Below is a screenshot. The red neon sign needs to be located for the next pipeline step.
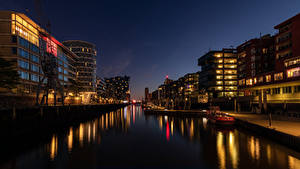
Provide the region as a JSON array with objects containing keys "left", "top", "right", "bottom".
[{"left": 42, "top": 36, "right": 57, "bottom": 57}]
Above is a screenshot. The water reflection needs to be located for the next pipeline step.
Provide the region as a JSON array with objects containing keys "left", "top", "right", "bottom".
[
  {"left": 2, "top": 105, "right": 300, "bottom": 169},
  {"left": 49, "top": 135, "right": 57, "bottom": 160},
  {"left": 148, "top": 113, "right": 300, "bottom": 169}
]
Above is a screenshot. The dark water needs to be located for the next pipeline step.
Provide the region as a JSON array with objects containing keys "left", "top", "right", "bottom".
[{"left": 1, "top": 105, "right": 300, "bottom": 169}]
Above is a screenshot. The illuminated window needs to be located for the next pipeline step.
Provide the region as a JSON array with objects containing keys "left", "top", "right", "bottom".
[
  {"left": 224, "top": 53, "right": 234, "bottom": 57},
  {"left": 224, "top": 65, "right": 236, "bottom": 69},
  {"left": 224, "top": 70, "right": 237, "bottom": 74},
  {"left": 216, "top": 81, "right": 223, "bottom": 85},
  {"left": 274, "top": 72, "right": 283, "bottom": 81},
  {"left": 285, "top": 57, "right": 300, "bottom": 67},
  {"left": 239, "top": 79, "right": 245, "bottom": 85},
  {"left": 224, "top": 59, "right": 237, "bottom": 64},
  {"left": 225, "top": 81, "right": 237, "bottom": 85},
  {"left": 217, "top": 65, "right": 223, "bottom": 68},
  {"left": 218, "top": 59, "right": 223, "bottom": 63},
  {"left": 254, "top": 78, "right": 257, "bottom": 84},
  {"left": 216, "top": 70, "right": 223, "bottom": 74},
  {"left": 224, "top": 75, "right": 236, "bottom": 80},
  {"left": 287, "top": 67, "right": 300, "bottom": 78},
  {"left": 258, "top": 76, "right": 263, "bottom": 83},
  {"left": 246, "top": 79, "right": 253, "bottom": 85},
  {"left": 265, "top": 75, "right": 271, "bottom": 82},
  {"left": 216, "top": 75, "right": 223, "bottom": 79},
  {"left": 11, "top": 14, "right": 39, "bottom": 46},
  {"left": 262, "top": 48, "right": 268, "bottom": 54},
  {"left": 214, "top": 53, "right": 222, "bottom": 57},
  {"left": 225, "top": 86, "right": 237, "bottom": 91},
  {"left": 216, "top": 86, "right": 223, "bottom": 90}
]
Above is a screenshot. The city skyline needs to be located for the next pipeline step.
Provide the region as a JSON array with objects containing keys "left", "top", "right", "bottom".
[{"left": 2, "top": 0, "right": 300, "bottom": 99}]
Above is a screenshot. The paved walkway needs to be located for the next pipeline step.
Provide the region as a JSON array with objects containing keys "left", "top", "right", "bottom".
[{"left": 224, "top": 111, "right": 300, "bottom": 137}]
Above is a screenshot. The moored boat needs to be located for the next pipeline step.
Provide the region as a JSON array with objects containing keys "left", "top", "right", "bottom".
[{"left": 208, "top": 113, "right": 235, "bottom": 125}]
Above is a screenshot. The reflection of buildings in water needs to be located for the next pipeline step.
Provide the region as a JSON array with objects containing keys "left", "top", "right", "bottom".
[
  {"left": 181, "top": 120, "right": 184, "bottom": 135},
  {"left": 133, "top": 105, "right": 136, "bottom": 124},
  {"left": 289, "top": 155, "right": 300, "bottom": 169},
  {"left": 215, "top": 130, "right": 240, "bottom": 169},
  {"left": 79, "top": 124, "right": 84, "bottom": 147},
  {"left": 154, "top": 115, "right": 200, "bottom": 142},
  {"left": 47, "top": 107, "right": 133, "bottom": 160},
  {"left": 228, "top": 131, "right": 238, "bottom": 169},
  {"left": 266, "top": 144, "right": 272, "bottom": 164},
  {"left": 217, "top": 132, "right": 226, "bottom": 169},
  {"left": 202, "top": 117, "right": 208, "bottom": 129},
  {"left": 166, "top": 121, "right": 170, "bottom": 141},
  {"left": 170, "top": 120, "right": 174, "bottom": 135},
  {"left": 49, "top": 135, "right": 58, "bottom": 160},
  {"left": 189, "top": 120, "right": 194, "bottom": 140},
  {"left": 248, "top": 136, "right": 260, "bottom": 161},
  {"left": 158, "top": 116, "right": 163, "bottom": 130},
  {"left": 68, "top": 127, "right": 73, "bottom": 152}
]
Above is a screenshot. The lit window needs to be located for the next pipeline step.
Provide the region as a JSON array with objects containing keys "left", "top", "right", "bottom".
[
  {"left": 224, "top": 75, "right": 236, "bottom": 79},
  {"left": 217, "top": 86, "right": 223, "bottom": 90},
  {"left": 287, "top": 67, "right": 300, "bottom": 78},
  {"left": 218, "top": 65, "right": 223, "bottom": 68},
  {"left": 216, "top": 76, "right": 223, "bottom": 79},
  {"left": 239, "top": 79, "right": 245, "bottom": 85},
  {"left": 214, "top": 53, "right": 222, "bottom": 57},
  {"left": 216, "top": 81, "right": 223, "bottom": 85},
  {"left": 224, "top": 70, "right": 237, "bottom": 74},
  {"left": 266, "top": 75, "right": 271, "bottom": 82},
  {"left": 258, "top": 76, "right": 263, "bottom": 83},
  {"left": 274, "top": 72, "right": 283, "bottom": 81},
  {"left": 216, "top": 70, "right": 223, "bottom": 74},
  {"left": 246, "top": 79, "right": 253, "bottom": 85}
]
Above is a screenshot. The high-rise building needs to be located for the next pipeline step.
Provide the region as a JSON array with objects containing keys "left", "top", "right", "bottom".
[
  {"left": 105, "top": 76, "right": 130, "bottom": 102},
  {"left": 96, "top": 77, "right": 106, "bottom": 103},
  {"left": 198, "top": 49, "right": 238, "bottom": 98},
  {"left": 145, "top": 87, "right": 149, "bottom": 102},
  {"left": 63, "top": 40, "right": 97, "bottom": 92},
  {"left": 0, "top": 11, "right": 77, "bottom": 104}
]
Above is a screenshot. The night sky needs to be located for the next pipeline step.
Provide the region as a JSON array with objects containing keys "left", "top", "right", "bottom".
[{"left": 2, "top": 0, "right": 300, "bottom": 99}]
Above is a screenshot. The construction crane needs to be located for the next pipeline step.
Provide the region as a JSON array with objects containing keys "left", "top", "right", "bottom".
[{"left": 34, "top": 0, "right": 64, "bottom": 106}]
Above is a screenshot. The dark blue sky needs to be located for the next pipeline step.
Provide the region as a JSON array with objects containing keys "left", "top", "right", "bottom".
[{"left": 2, "top": 0, "right": 300, "bottom": 99}]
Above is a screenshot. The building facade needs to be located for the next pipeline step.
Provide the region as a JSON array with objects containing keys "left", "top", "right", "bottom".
[
  {"left": 104, "top": 76, "right": 130, "bottom": 102},
  {"left": 0, "top": 11, "right": 78, "bottom": 105},
  {"left": 198, "top": 49, "right": 238, "bottom": 99},
  {"left": 237, "top": 13, "right": 300, "bottom": 113},
  {"left": 63, "top": 40, "right": 97, "bottom": 92},
  {"left": 96, "top": 77, "right": 106, "bottom": 103},
  {"left": 144, "top": 87, "right": 149, "bottom": 102}
]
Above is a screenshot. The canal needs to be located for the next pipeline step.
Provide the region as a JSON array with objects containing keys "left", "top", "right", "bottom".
[{"left": 1, "top": 105, "right": 300, "bottom": 169}]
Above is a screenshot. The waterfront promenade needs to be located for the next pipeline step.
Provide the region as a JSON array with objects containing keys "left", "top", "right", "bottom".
[{"left": 226, "top": 112, "right": 300, "bottom": 137}]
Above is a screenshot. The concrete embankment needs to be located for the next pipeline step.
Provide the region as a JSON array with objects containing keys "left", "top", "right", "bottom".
[
  {"left": 235, "top": 118, "right": 300, "bottom": 152},
  {"left": 0, "top": 104, "right": 128, "bottom": 136}
]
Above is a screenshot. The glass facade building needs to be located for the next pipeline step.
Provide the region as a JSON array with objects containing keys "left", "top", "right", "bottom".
[
  {"left": 0, "top": 11, "right": 77, "bottom": 95},
  {"left": 63, "top": 40, "right": 97, "bottom": 92}
]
